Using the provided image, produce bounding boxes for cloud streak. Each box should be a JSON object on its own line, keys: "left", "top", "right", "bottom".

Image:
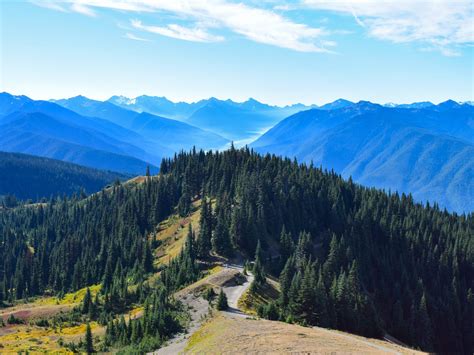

{"left": 304, "top": 0, "right": 473, "bottom": 55}
{"left": 35, "top": 0, "right": 332, "bottom": 52}
{"left": 123, "top": 32, "right": 151, "bottom": 42}
{"left": 31, "top": 0, "right": 472, "bottom": 55}
{"left": 131, "top": 20, "right": 224, "bottom": 43}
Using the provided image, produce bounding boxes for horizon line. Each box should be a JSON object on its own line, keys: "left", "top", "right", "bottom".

{"left": 1, "top": 90, "right": 473, "bottom": 108}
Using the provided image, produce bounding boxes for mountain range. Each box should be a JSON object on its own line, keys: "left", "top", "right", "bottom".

{"left": 1, "top": 91, "right": 472, "bottom": 212}
{"left": 252, "top": 100, "right": 474, "bottom": 213}
{"left": 0, "top": 93, "right": 158, "bottom": 174}
{"left": 108, "top": 95, "right": 312, "bottom": 142}
{"left": 53, "top": 95, "right": 229, "bottom": 152}
{"left": 0, "top": 93, "right": 231, "bottom": 174}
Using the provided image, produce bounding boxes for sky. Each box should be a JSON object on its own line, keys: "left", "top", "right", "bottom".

{"left": 0, "top": 0, "right": 473, "bottom": 106}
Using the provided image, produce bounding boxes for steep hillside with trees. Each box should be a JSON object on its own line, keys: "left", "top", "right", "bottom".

{"left": 0, "top": 148, "right": 472, "bottom": 353}
{"left": 0, "top": 151, "right": 126, "bottom": 202}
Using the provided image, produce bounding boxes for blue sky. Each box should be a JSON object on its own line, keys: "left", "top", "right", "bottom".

{"left": 1, "top": 0, "right": 473, "bottom": 105}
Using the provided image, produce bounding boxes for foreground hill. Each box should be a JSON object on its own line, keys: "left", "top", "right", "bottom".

{"left": 252, "top": 101, "right": 474, "bottom": 213}
{"left": 0, "top": 152, "right": 126, "bottom": 201}
{"left": 186, "top": 313, "right": 424, "bottom": 354}
{"left": 0, "top": 148, "right": 471, "bottom": 353}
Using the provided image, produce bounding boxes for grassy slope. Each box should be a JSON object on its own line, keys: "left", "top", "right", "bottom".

{"left": 238, "top": 277, "right": 280, "bottom": 315}
{"left": 154, "top": 199, "right": 202, "bottom": 266}
{"left": 189, "top": 274, "right": 425, "bottom": 354}
{"left": 0, "top": 285, "right": 103, "bottom": 352}
{"left": 0, "top": 178, "right": 202, "bottom": 353}
{"left": 186, "top": 314, "right": 426, "bottom": 354}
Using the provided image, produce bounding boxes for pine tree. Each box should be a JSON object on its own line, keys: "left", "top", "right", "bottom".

{"left": 85, "top": 321, "right": 94, "bottom": 354}
{"left": 196, "top": 198, "right": 212, "bottom": 258}
{"left": 177, "top": 191, "right": 191, "bottom": 217}
{"left": 212, "top": 208, "right": 232, "bottom": 256}
{"left": 216, "top": 289, "right": 228, "bottom": 310}
{"left": 417, "top": 293, "right": 434, "bottom": 351}
{"left": 314, "top": 275, "right": 330, "bottom": 327}
{"left": 279, "top": 225, "right": 294, "bottom": 261}
{"left": 252, "top": 240, "right": 266, "bottom": 289}
{"left": 82, "top": 287, "right": 92, "bottom": 314}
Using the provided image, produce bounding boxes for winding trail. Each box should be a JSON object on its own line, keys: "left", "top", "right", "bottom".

{"left": 221, "top": 264, "right": 254, "bottom": 318}
{"left": 154, "top": 264, "right": 252, "bottom": 354}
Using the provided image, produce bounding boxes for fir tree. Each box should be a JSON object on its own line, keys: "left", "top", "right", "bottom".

{"left": 82, "top": 287, "right": 92, "bottom": 315}
{"left": 85, "top": 322, "right": 94, "bottom": 354}
{"left": 216, "top": 289, "right": 228, "bottom": 310}
{"left": 252, "top": 240, "right": 266, "bottom": 290}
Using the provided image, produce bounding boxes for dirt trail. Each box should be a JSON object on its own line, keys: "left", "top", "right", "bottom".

{"left": 221, "top": 264, "right": 254, "bottom": 318}
{"left": 154, "top": 294, "right": 209, "bottom": 355}
{"left": 154, "top": 264, "right": 252, "bottom": 354}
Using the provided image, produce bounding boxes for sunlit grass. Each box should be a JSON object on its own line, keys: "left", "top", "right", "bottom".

{"left": 33, "top": 284, "right": 101, "bottom": 306}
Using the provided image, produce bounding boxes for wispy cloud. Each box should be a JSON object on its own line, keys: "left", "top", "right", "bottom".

{"left": 32, "top": 0, "right": 332, "bottom": 53}
{"left": 304, "top": 0, "right": 473, "bottom": 55}
{"left": 30, "top": 0, "right": 68, "bottom": 12}
{"left": 32, "top": 0, "right": 472, "bottom": 55}
{"left": 71, "top": 3, "right": 96, "bottom": 17}
{"left": 123, "top": 32, "right": 151, "bottom": 42}
{"left": 131, "top": 20, "right": 224, "bottom": 43}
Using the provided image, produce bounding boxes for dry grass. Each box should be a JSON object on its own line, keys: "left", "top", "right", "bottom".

{"left": 174, "top": 265, "right": 227, "bottom": 298}
{"left": 0, "top": 286, "right": 104, "bottom": 353}
{"left": 238, "top": 277, "right": 280, "bottom": 315}
{"left": 33, "top": 284, "right": 102, "bottom": 307}
{"left": 185, "top": 313, "right": 425, "bottom": 354}
{"left": 153, "top": 199, "right": 202, "bottom": 267}
{"left": 0, "top": 285, "right": 101, "bottom": 326}
{"left": 0, "top": 321, "right": 103, "bottom": 353}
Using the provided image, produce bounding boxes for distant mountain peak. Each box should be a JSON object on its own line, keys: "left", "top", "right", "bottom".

{"left": 319, "top": 98, "right": 354, "bottom": 110}
{"left": 438, "top": 99, "right": 460, "bottom": 107}
{"left": 108, "top": 95, "right": 136, "bottom": 105}
{"left": 356, "top": 100, "right": 380, "bottom": 107}
{"left": 245, "top": 98, "right": 262, "bottom": 104}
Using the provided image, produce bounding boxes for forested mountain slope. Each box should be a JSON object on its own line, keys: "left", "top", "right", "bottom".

{"left": 252, "top": 101, "right": 474, "bottom": 213}
{"left": 0, "top": 148, "right": 472, "bottom": 353}
{"left": 54, "top": 95, "right": 229, "bottom": 151}
{"left": 0, "top": 93, "right": 160, "bottom": 174}
{"left": 0, "top": 151, "right": 126, "bottom": 201}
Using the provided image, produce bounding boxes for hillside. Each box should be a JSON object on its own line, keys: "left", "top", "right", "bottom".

{"left": 0, "top": 149, "right": 472, "bottom": 353}
{"left": 0, "top": 151, "right": 126, "bottom": 202}
{"left": 252, "top": 101, "right": 474, "bottom": 213}
{"left": 186, "top": 314, "right": 425, "bottom": 354}
{"left": 0, "top": 93, "right": 160, "bottom": 174}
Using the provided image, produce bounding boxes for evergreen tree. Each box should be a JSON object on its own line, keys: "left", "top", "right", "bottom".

{"left": 252, "top": 240, "right": 266, "bottom": 290}
{"left": 196, "top": 198, "right": 212, "bottom": 258}
{"left": 82, "top": 287, "right": 92, "bottom": 314}
{"left": 85, "top": 322, "right": 94, "bottom": 354}
{"left": 417, "top": 293, "right": 434, "bottom": 351}
{"left": 216, "top": 289, "right": 228, "bottom": 310}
